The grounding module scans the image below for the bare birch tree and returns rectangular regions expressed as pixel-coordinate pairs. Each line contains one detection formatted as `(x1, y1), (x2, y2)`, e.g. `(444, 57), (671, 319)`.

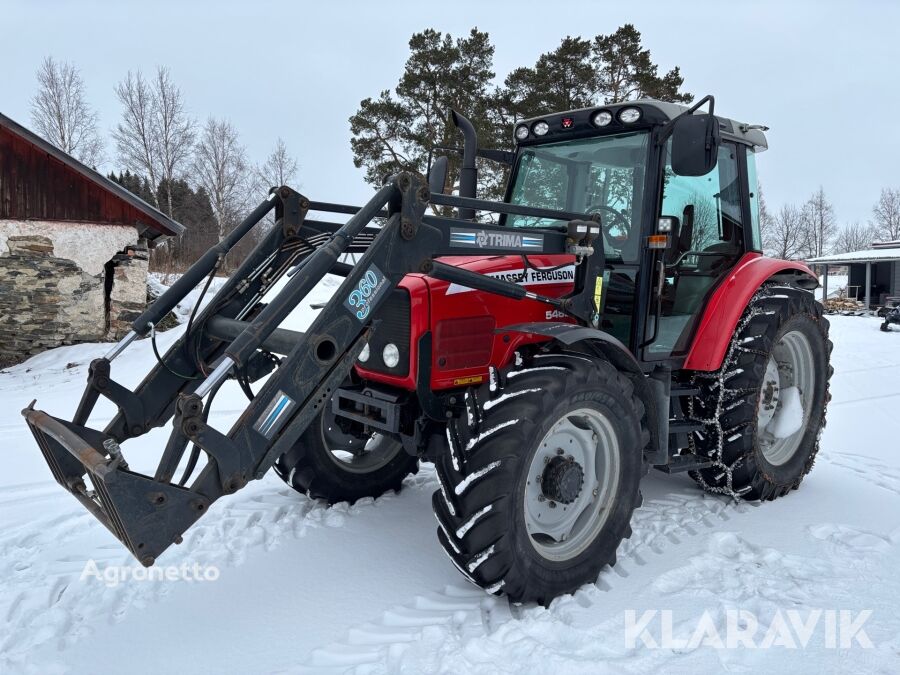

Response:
(193, 117), (249, 243)
(30, 57), (103, 165)
(154, 67), (195, 217)
(113, 71), (159, 207)
(833, 221), (876, 254)
(871, 187), (900, 242)
(112, 67), (194, 214)
(766, 204), (807, 260)
(758, 184), (774, 249)
(801, 187), (837, 258)
(256, 137), (299, 190)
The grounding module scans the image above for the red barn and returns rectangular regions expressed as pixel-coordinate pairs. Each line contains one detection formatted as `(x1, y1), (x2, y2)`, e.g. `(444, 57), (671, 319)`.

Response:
(0, 112), (184, 365)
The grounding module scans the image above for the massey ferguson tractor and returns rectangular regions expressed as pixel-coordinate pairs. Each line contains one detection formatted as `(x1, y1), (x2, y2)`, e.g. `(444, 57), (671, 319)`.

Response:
(24, 96), (832, 604)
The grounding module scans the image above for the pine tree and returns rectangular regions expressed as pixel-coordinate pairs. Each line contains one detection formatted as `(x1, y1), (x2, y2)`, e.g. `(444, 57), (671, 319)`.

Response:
(498, 25), (691, 123)
(592, 24), (691, 104)
(108, 170), (155, 204)
(350, 26), (692, 203)
(110, 170), (217, 267)
(350, 28), (497, 196)
(499, 37), (596, 121)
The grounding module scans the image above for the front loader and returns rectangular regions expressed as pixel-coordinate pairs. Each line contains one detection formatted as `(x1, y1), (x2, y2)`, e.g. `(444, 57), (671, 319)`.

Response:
(24, 97), (831, 604)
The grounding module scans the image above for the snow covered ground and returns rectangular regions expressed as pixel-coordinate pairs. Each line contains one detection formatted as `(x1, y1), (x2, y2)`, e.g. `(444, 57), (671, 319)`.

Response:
(1, 282), (899, 674)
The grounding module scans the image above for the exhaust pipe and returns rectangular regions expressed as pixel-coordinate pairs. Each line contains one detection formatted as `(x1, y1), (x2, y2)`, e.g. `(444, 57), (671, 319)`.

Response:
(450, 109), (477, 220)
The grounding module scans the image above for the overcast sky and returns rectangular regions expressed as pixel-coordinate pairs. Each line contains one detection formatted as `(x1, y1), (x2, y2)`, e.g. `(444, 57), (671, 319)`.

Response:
(2, 0), (898, 228)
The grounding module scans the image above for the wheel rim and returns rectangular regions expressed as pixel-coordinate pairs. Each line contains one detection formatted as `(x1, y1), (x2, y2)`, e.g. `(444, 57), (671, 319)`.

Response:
(523, 407), (621, 562)
(319, 411), (403, 475)
(757, 329), (816, 466)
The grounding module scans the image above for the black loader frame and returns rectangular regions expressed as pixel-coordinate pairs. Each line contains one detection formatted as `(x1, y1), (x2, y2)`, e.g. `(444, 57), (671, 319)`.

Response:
(23, 173), (609, 567)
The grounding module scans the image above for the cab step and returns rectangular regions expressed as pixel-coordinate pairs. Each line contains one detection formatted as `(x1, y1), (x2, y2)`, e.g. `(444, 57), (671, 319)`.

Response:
(667, 420), (704, 434)
(655, 453), (714, 474)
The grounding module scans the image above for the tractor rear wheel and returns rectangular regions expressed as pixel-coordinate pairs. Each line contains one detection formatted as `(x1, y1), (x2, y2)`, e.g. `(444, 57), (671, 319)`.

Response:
(274, 396), (418, 504)
(432, 352), (646, 605)
(689, 283), (832, 500)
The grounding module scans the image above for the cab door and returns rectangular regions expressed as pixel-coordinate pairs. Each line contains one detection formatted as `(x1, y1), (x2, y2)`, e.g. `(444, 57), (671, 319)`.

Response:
(642, 141), (748, 360)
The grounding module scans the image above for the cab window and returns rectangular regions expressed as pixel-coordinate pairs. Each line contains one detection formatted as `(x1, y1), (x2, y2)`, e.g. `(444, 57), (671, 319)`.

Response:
(506, 131), (650, 264)
(647, 141), (745, 357)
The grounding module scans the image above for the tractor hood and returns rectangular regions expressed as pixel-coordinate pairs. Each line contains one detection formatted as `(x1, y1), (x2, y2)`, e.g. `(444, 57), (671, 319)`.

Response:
(355, 252), (578, 391)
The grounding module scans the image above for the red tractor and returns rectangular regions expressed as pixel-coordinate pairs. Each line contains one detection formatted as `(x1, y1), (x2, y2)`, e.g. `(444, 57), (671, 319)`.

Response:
(24, 96), (831, 604)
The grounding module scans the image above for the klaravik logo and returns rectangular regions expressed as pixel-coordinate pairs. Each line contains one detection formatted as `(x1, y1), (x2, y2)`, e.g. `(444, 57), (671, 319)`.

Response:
(624, 609), (873, 650)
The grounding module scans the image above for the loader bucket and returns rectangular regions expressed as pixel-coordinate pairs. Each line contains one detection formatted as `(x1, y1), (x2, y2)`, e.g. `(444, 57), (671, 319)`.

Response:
(23, 405), (207, 565)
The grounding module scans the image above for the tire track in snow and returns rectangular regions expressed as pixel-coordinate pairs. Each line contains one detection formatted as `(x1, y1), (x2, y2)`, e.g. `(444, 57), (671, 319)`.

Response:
(0, 481), (59, 505)
(821, 451), (900, 498)
(0, 477), (416, 672)
(288, 490), (759, 674)
(827, 392), (900, 406)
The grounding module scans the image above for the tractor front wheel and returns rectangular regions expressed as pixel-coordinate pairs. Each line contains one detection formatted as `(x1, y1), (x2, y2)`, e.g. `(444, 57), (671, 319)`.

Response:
(432, 352), (646, 604)
(274, 398), (418, 504)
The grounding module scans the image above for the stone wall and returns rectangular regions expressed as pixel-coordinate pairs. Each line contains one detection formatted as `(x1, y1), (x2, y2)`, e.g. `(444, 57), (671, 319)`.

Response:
(0, 221), (147, 367)
(107, 248), (150, 339)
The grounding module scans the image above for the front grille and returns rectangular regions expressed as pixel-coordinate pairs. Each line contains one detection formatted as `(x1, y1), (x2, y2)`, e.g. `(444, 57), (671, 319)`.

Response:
(365, 288), (410, 376)
(434, 316), (495, 370)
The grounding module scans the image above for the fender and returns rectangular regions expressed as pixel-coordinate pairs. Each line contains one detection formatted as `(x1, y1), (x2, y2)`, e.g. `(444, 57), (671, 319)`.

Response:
(504, 321), (633, 352)
(682, 252), (818, 371)
(504, 322), (661, 459)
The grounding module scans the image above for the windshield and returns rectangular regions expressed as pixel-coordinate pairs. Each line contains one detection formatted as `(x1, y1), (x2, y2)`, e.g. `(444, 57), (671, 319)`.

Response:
(506, 131), (650, 263)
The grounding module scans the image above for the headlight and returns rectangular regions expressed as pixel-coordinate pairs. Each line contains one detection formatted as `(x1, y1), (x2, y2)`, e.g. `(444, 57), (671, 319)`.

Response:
(618, 107), (641, 124)
(591, 110), (613, 127)
(358, 343), (370, 363)
(514, 125), (530, 141)
(532, 121), (549, 136)
(382, 343), (400, 368)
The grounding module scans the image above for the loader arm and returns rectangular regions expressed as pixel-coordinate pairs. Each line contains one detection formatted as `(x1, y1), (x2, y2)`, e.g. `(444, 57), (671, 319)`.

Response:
(22, 173), (604, 566)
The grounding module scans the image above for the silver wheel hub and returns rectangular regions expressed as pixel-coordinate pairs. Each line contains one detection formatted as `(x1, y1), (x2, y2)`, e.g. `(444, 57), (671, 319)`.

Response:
(524, 407), (620, 562)
(757, 329), (815, 466)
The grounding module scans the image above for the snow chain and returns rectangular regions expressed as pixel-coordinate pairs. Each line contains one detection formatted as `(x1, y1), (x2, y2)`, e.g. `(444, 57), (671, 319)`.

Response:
(686, 283), (829, 500)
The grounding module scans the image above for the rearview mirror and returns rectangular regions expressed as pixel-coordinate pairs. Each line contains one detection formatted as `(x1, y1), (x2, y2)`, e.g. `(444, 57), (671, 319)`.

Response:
(428, 155), (449, 195)
(671, 113), (720, 177)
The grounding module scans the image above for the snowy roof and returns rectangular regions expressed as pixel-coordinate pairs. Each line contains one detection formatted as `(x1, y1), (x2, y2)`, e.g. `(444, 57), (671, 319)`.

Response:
(807, 247), (900, 264)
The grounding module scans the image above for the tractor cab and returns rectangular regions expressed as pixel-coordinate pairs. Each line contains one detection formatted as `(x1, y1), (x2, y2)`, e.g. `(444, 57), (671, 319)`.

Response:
(503, 99), (769, 365)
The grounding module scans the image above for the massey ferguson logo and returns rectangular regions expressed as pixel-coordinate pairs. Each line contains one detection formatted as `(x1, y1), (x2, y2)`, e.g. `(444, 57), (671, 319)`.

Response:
(449, 227), (544, 250)
(446, 265), (575, 295)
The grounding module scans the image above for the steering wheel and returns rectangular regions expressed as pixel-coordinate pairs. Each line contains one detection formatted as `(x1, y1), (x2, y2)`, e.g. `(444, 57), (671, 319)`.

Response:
(584, 203), (631, 245)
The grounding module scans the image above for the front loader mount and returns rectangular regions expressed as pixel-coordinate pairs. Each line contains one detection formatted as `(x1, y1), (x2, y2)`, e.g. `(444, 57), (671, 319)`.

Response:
(23, 173), (604, 566)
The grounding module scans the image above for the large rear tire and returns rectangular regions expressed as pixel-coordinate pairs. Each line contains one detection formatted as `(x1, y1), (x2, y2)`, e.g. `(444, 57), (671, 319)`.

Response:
(432, 352), (646, 605)
(689, 283), (832, 500)
(274, 397), (418, 504)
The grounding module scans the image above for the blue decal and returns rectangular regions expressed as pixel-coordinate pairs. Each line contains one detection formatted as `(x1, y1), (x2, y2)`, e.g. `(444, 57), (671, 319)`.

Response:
(255, 391), (297, 439)
(344, 265), (390, 322)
